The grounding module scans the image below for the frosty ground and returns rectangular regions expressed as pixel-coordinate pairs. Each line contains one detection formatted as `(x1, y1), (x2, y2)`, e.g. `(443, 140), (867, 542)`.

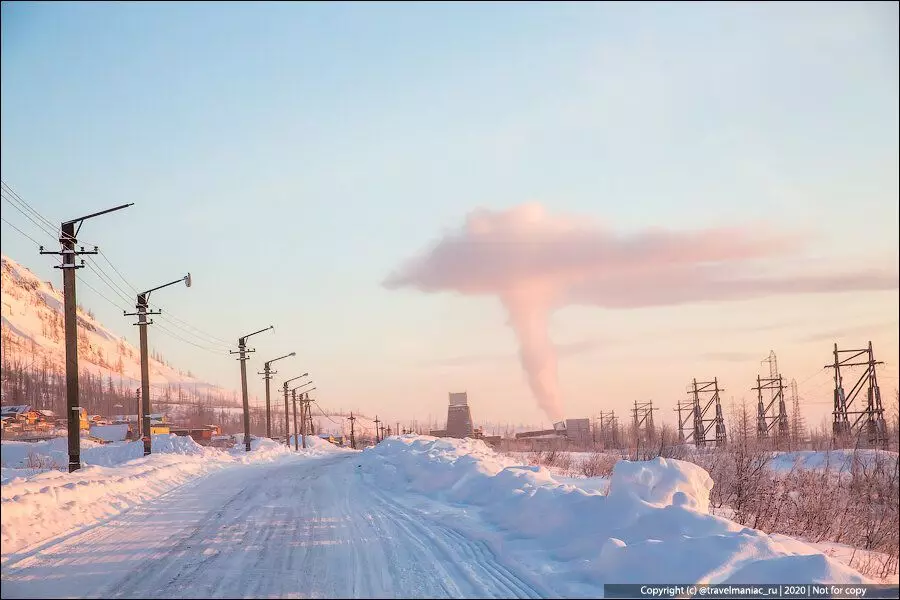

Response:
(0, 435), (874, 599)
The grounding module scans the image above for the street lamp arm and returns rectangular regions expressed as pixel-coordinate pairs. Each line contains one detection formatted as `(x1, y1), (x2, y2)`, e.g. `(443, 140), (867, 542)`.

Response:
(291, 380), (314, 392)
(283, 372), (309, 387)
(241, 325), (274, 344)
(266, 351), (296, 368)
(141, 273), (191, 301)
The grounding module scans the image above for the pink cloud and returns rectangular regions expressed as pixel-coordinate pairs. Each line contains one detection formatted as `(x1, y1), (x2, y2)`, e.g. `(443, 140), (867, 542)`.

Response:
(384, 203), (898, 420)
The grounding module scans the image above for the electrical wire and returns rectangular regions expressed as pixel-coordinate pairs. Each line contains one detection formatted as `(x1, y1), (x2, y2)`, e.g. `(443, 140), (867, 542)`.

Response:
(75, 271), (130, 312)
(152, 321), (230, 355)
(1, 191), (58, 240)
(0, 180), (57, 232)
(1, 215), (46, 248)
(311, 400), (342, 426)
(97, 250), (138, 294)
(83, 259), (135, 305)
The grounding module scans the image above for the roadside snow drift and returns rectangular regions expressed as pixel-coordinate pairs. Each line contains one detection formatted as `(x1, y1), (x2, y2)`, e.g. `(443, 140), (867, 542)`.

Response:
(363, 436), (869, 586)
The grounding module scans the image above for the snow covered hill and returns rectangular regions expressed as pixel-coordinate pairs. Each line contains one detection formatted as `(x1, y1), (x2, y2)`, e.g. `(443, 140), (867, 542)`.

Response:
(1, 254), (241, 415)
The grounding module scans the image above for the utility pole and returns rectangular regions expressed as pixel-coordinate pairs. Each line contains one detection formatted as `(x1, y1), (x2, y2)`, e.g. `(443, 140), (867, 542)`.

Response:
(290, 382), (315, 448)
(374, 416), (381, 443)
(349, 412), (356, 449)
(281, 372), (308, 446)
(292, 389), (299, 451)
(303, 392), (314, 446)
(299, 391), (306, 449)
(259, 352), (295, 439)
(396, 422), (399, 437)
(40, 202), (132, 472)
(231, 325), (273, 452)
(135, 387), (140, 440)
(303, 392), (314, 448)
(125, 274), (191, 456)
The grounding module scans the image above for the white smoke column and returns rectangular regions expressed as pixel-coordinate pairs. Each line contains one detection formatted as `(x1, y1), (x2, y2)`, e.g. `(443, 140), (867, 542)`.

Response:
(501, 282), (563, 422)
(383, 203), (897, 421)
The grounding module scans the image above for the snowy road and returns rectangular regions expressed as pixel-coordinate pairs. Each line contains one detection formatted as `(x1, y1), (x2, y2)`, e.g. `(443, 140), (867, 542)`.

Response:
(1, 453), (551, 599)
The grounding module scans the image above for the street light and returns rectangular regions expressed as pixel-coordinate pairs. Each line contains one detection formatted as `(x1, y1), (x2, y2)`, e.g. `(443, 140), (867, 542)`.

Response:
(259, 351), (295, 438)
(125, 273), (191, 457)
(231, 325), (274, 452)
(282, 373), (308, 446)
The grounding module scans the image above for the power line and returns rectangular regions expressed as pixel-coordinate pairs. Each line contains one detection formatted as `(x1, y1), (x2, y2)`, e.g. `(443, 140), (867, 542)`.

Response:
(311, 400), (342, 426)
(1, 216), (46, 248)
(0, 180), (57, 231)
(98, 250), (138, 294)
(82, 259), (134, 305)
(75, 271), (130, 312)
(153, 321), (229, 355)
(151, 308), (233, 347)
(1, 191), (58, 240)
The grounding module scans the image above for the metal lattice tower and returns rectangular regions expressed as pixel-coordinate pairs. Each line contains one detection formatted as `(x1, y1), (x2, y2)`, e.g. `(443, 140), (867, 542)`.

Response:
(631, 401), (657, 445)
(789, 378), (806, 447)
(675, 399), (694, 445)
(828, 341), (887, 449)
(689, 378), (727, 447)
(596, 410), (619, 448)
(752, 351), (789, 446)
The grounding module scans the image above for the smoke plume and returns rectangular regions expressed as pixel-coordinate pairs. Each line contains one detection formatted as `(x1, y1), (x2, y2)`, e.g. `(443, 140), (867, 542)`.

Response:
(383, 203), (897, 420)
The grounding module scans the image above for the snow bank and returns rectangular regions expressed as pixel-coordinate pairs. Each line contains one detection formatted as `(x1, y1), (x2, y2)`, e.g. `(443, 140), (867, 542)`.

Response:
(362, 436), (868, 586)
(1, 434), (204, 470)
(283, 434), (352, 455)
(89, 424), (129, 442)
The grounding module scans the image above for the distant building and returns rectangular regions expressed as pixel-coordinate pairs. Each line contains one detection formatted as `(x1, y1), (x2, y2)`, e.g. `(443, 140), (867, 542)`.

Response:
(446, 392), (474, 438)
(565, 418), (591, 445)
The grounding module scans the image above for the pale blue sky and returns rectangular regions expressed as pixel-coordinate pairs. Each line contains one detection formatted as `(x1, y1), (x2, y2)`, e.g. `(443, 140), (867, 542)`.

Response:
(2, 1), (898, 426)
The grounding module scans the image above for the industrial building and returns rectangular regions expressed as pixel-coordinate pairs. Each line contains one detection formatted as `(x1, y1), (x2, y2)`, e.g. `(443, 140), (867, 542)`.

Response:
(429, 392), (480, 439)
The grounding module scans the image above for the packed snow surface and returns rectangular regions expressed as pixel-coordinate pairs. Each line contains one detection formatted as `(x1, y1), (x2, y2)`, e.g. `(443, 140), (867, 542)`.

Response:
(1, 435), (869, 598)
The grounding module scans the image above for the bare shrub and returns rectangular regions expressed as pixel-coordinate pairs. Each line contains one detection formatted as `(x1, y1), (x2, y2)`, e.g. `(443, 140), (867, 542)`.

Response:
(579, 451), (618, 478)
(25, 451), (59, 472)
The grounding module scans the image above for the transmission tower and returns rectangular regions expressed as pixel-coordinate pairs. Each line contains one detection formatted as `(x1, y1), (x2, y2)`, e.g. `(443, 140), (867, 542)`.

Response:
(631, 401), (657, 445)
(752, 351), (789, 447)
(689, 378), (727, 447)
(828, 341), (886, 449)
(789, 378), (806, 448)
(674, 399), (694, 445)
(596, 411), (619, 448)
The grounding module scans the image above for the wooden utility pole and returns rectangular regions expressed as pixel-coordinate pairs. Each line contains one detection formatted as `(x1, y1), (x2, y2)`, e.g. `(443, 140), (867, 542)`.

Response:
(292, 389), (299, 451)
(126, 275), (190, 456)
(259, 352), (295, 439)
(232, 326), (273, 452)
(283, 382), (290, 444)
(135, 388), (140, 440)
(374, 416), (381, 443)
(303, 393), (311, 443)
(40, 202), (132, 471)
(348, 412), (356, 449)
